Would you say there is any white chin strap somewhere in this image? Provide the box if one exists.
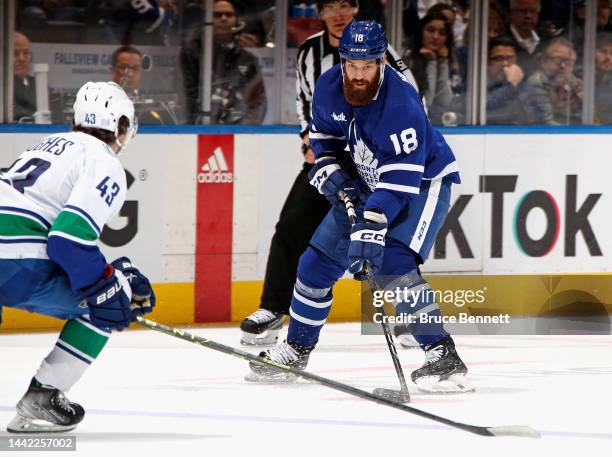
[114,125,136,156]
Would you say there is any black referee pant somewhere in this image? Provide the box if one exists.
[259,162,330,315]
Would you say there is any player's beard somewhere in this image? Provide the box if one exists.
[343,72,381,106]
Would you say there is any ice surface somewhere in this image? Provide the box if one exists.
[2,323,612,455]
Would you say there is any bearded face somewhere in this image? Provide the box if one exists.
[342,59,383,106]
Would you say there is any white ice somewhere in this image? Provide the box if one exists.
[1,323,612,456]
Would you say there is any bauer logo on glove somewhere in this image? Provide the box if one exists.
[94,282,124,305]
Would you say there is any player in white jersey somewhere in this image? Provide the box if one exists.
[0,81,155,433]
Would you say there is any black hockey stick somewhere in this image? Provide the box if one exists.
[340,191,411,403]
[134,316,539,437]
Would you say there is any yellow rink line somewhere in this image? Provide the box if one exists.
[2,274,612,332]
[1,283,195,333]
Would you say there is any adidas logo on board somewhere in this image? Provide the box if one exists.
[198,147,233,183]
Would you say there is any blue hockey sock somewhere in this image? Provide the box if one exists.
[287,279,333,348]
[396,302,449,348]
[391,274,449,349]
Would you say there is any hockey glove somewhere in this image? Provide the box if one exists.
[111,257,156,319]
[348,211,388,281]
[308,155,358,207]
[83,265,132,331]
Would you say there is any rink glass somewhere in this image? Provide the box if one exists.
[2,0,610,125]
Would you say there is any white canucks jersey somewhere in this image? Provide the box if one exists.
[0,132,126,288]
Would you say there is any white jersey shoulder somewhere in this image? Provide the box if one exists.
[0,131,127,258]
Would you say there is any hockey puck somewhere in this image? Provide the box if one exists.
[372,387,411,403]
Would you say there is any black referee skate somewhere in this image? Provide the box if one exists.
[245,340,313,383]
[7,378,85,433]
[240,309,284,345]
[411,336,474,394]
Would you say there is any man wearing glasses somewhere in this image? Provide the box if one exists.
[521,37,582,125]
[181,0,267,124]
[111,46,145,96]
[485,37,526,124]
[111,45,179,124]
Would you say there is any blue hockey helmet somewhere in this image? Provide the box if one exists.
[338,20,387,61]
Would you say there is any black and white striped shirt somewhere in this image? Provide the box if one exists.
[295,30,420,135]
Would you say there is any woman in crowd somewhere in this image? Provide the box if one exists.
[404,11,458,124]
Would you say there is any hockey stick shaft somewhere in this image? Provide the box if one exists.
[134,316,538,437]
[340,192,410,395]
[364,264,410,393]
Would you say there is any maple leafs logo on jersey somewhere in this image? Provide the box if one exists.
[352,136,379,192]
[354,137,377,167]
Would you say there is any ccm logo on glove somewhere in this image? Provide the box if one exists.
[350,228,386,245]
[360,232,384,242]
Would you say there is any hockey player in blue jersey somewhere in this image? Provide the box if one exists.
[248,20,471,393]
[0,81,156,432]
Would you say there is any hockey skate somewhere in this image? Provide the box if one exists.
[393,324,419,349]
[245,341,313,383]
[240,309,284,346]
[7,378,85,433]
[411,336,474,394]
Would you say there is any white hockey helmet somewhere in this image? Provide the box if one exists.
[73,81,137,151]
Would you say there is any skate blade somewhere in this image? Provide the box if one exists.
[414,374,475,394]
[244,370,298,384]
[6,414,77,434]
[240,329,281,346]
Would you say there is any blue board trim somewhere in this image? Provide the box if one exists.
[3,124,612,135]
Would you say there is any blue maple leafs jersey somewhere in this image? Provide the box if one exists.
[309,64,460,223]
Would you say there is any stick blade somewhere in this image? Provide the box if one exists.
[486,425,541,438]
[372,388,411,403]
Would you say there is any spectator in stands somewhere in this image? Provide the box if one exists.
[520,37,582,124]
[405,11,458,124]
[454,2,506,99]
[485,37,527,124]
[595,32,612,123]
[180,0,267,124]
[101,0,177,45]
[488,1,507,39]
[404,1,468,50]
[508,0,544,77]
[427,2,456,22]
[565,0,612,62]
[13,32,37,122]
[111,46,144,96]
[110,45,179,124]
